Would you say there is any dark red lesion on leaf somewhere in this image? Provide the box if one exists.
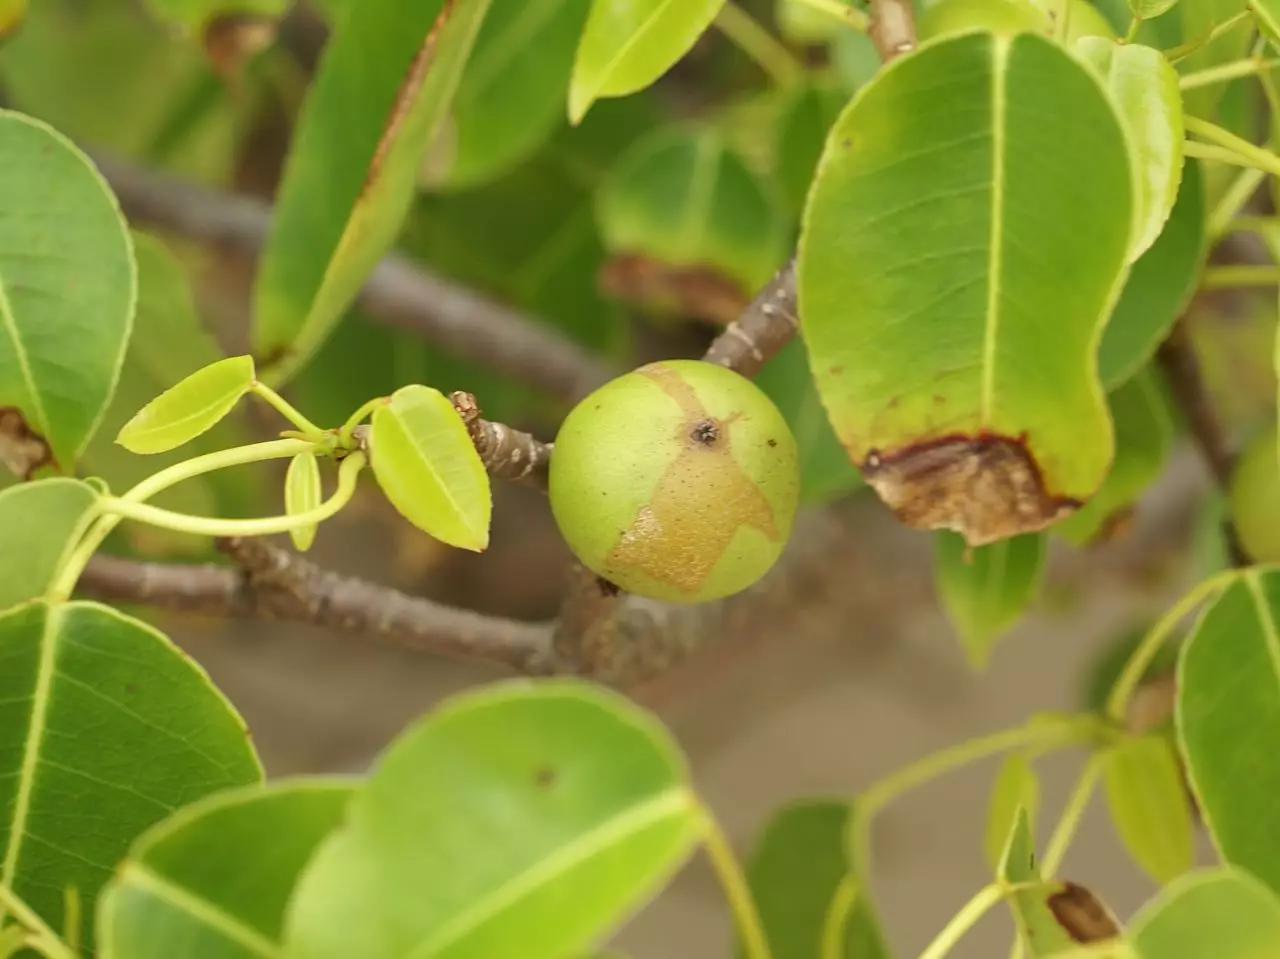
[598,253,750,326]
[606,364,780,596]
[0,407,54,480]
[1045,881,1122,943]
[860,432,1080,546]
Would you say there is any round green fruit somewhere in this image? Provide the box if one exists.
[549,359,800,604]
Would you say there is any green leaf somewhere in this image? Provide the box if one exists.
[285,451,322,552]
[1177,569,1280,896]
[1128,0,1179,22]
[1081,623,1178,714]
[252,0,492,383]
[284,680,702,959]
[755,339,863,505]
[776,0,845,43]
[1102,735,1194,884]
[570,0,726,123]
[0,479,98,611]
[597,126,788,299]
[143,0,288,31]
[423,0,592,191]
[1056,368,1173,546]
[115,355,255,455]
[798,31,1134,545]
[774,81,847,217]
[1098,162,1205,390]
[985,755,1040,871]
[0,110,135,476]
[936,531,1046,668]
[1229,426,1280,563]
[370,384,492,551]
[998,807,1122,953]
[743,799,889,959]
[98,779,354,959]
[0,600,261,940]
[1130,868,1280,957]
[1074,38,1182,262]
[917,0,1116,43]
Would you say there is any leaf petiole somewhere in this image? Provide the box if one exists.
[715,1,805,86]
[918,883,1005,959]
[1201,265,1280,289]
[1040,753,1105,876]
[1179,56,1280,90]
[697,801,774,959]
[98,451,367,539]
[0,888,75,959]
[785,0,870,32]
[338,396,387,446]
[249,380,326,437]
[1185,117,1280,179]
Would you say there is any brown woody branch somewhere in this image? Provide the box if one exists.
[90,155,611,405]
[450,392,551,490]
[868,0,917,62]
[1155,319,1235,488]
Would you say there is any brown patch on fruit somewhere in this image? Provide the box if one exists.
[598,253,749,326]
[1046,882,1122,942]
[860,433,1079,546]
[607,364,780,596]
[0,408,53,479]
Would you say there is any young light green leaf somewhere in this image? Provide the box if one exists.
[423,0,592,191]
[1074,38,1182,262]
[1057,368,1173,545]
[1102,735,1194,884]
[1178,569,1280,895]
[1130,868,1280,957]
[0,479,98,611]
[985,755,1040,871]
[776,0,845,43]
[285,450,323,552]
[755,339,864,505]
[370,384,491,551]
[917,0,1116,43]
[0,601,261,942]
[0,110,135,476]
[1229,426,1280,563]
[798,31,1134,546]
[936,531,1046,668]
[1098,162,1205,389]
[597,127,788,309]
[115,355,255,455]
[1127,0,1179,21]
[252,0,492,384]
[743,799,889,959]
[98,780,354,959]
[999,807,1123,953]
[570,0,726,124]
[284,680,702,959]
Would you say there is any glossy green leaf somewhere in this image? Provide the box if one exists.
[1130,869,1280,958]
[999,807,1122,953]
[743,798,888,959]
[1074,38,1182,262]
[985,755,1040,871]
[1098,162,1205,390]
[0,110,135,476]
[370,385,491,551]
[936,531,1046,667]
[1057,368,1172,545]
[570,0,725,123]
[0,600,261,940]
[423,0,592,191]
[755,339,863,505]
[1173,0,1252,122]
[98,780,354,959]
[798,31,1133,546]
[252,0,492,383]
[83,233,255,555]
[1128,0,1179,21]
[1229,427,1280,563]
[285,451,322,552]
[0,479,98,611]
[143,0,288,31]
[1103,735,1194,884]
[115,356,254,455]
[285,680,702,959]
[1178,569,1280,895]
[598,127,788,298]
[917,0,1116,43]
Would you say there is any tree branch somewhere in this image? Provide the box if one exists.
[90,154,611,405]
[1156,319,1235,488]
[451,391,551,490]
[868,0,917,62]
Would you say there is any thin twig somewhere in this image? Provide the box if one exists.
[867,0,917,61]
[450,391,552,490]
[1156,320,1235,487]
[89,154,611,404]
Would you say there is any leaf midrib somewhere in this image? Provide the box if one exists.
[0,269,51,439]
[980,37,1008,425]
[406,787,695,957]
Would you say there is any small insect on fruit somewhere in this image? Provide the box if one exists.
[549,359,800,603]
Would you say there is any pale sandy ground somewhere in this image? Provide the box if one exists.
[164,448,1213,959]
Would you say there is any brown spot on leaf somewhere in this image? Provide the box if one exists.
[766,438,777,448]
[123,683,138,695]
[202,14,276,79]
[606,364,780,596]
[598,253,749,326]
[1046,882,1122,943]
[860,433,1079,546]
[0,408,53,479]
[534,766,556,788]
[364,0,457,194]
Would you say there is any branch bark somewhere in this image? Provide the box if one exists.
[451,392,552,490]
[91,154,611,405]
[868,0,918,62]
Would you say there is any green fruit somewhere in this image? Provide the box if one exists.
[549,359,800,603]
[1230,428,1280,563]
